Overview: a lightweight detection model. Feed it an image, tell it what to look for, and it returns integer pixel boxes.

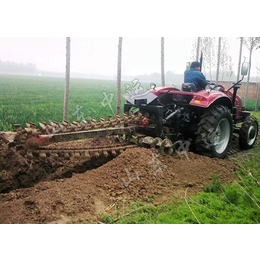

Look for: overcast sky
[0,37,259,77]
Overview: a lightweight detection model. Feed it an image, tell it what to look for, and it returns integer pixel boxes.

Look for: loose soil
[0,147,237,224]
[0,137,121,193]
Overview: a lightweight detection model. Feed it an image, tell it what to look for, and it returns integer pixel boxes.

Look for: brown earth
[0,137,121,193]
[0,147,237,224]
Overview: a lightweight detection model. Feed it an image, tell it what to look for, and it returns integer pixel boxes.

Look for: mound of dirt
[89,148,237,201]
[0,148,237,224]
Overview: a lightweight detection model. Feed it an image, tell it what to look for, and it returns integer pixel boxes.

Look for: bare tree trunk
[244,41,253,108]
[255,83,260,111]
[161,37,165,87]
[209,42,213,81]
[116,37,123,116]
[237,37,243,81]
[196,37,201,61]
[209,54,212,81]
[216,37,221,86]
[63,37,70,121]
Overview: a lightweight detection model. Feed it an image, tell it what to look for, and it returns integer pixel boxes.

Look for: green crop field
[0,75,151,131]
[242,98,260,111]
[0,74,259,131]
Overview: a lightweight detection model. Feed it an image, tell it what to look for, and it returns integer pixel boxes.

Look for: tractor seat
[182,83,197,93]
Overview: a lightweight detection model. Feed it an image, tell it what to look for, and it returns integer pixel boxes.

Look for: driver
[184,61,208,91]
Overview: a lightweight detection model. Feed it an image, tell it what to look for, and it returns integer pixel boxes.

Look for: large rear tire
[195,105,233,159]
[239,116,258,150]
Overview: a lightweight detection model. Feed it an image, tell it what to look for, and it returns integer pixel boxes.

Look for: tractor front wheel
[195,105,233,159]
[239,116,258,150]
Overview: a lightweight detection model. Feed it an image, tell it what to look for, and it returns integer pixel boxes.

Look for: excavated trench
[0,144,118,193]
[0,147,239,224]
[1,135,258,224]
[0,133,252,193]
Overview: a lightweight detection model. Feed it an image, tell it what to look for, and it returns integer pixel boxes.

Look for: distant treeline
[0,60,37,74]
[0,60,259,85]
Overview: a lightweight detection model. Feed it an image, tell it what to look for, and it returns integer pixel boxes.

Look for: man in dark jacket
[184,61,208,91]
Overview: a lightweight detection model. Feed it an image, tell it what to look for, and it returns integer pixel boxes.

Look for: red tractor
[124,62,259,159]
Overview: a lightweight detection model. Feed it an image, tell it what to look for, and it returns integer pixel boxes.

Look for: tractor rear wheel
[195,105,233,159]
[239,116,258,149]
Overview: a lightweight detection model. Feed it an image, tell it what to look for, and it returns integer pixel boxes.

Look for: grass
[0,74,150,131]
[100,141,260,224]
[242,97,260,111]
[252,111,260,122]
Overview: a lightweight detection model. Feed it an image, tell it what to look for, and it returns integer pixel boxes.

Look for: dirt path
[0,148,237,224]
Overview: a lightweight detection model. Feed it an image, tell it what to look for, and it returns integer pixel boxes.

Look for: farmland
[0,75,259,132]
[0,74,260,224]
[0,75,151,131]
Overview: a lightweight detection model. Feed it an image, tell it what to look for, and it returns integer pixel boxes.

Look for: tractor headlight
[205,85,211,93]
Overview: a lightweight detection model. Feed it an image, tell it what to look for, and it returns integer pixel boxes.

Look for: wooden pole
[63,37,70,121]
[237,37,243,81]
[216,37,221,86]
[161,37,165,87]
[245,39,253,108]
[196,37,201,61]
[255,83,260,111]
[116,37,123,116]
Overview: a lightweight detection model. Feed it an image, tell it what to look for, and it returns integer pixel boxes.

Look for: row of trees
[243,37,260,108]
[192,37,260,109]
[116,37,260,114]
[64,37,125,121]
[191,37,234,81]
[0,61,37,74]
[63,37,260,121]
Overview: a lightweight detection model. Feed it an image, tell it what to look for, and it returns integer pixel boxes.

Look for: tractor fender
[189,90,232,110]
